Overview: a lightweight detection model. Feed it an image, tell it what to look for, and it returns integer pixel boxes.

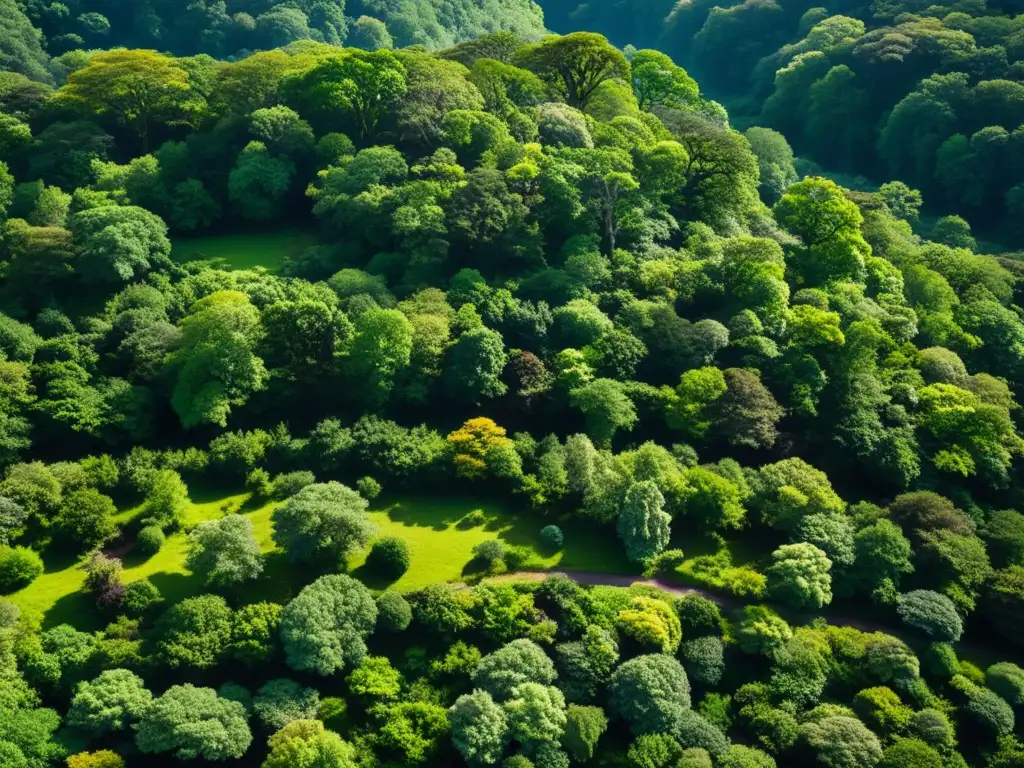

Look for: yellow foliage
[447,417,512,479]
[67,751,125,768]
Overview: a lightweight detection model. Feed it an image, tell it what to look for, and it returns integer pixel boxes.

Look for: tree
[272,482,375,564]
[473,639,557,701]
[346,308,413,407]
[228,141,295,220]
[67,669,151,736]
[135,684,251,761]
[0,545,42,592]
[987,663,1024,708]
[555,625,620,702]
[346,655,402,701]
[284,50,407,142]
[54,489,117,551]
[515,33,629,111]
[155,595,232,670]
[674,710,729,759]
[571,379,638,448]
[349,16,394,50]
[262,720,357,768]
[279,574,377,675]
[616,596,682,653]
[446,328,509,402]
[617,480,671,562]
[983,510,1024,567]
[70,205,171,284]
[366,536,410,579]
[450,690,510,766]
[878,738,942,768]
[141,469,189,530]
[801,716,883,768]
[680,636,725,686]
[562,704,607,762]
[57,50,199,151]
[631,50,699,111]
[253,679,320,731]
[230,601,282,665]
[504,683,567,751]
[608,654,691,735]
[737,606,792,656]
[186,514,263,588]
[897,591,962,642]
[766,543,832,609]
[954,675,1015,739]
[167,291,267,428]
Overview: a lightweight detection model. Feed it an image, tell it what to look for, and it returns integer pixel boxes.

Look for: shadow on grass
[382,498,483,531]
[347,562,398,591]
[43,590,101,631]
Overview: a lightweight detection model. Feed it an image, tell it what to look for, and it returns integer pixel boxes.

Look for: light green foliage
[229,601,282,665]
[135,684,251,760]
[765,542,832,609]
[156,595,232,670]
[346,656,402,700]
[561,704,607,762]
[615,596,682,653]
[617,480,671,562]
[504,683,567,750]
[262,719,357,768]
[167,291,266,428]
[186,514,263,587]
[737,606,792,657]
[67,669,152,735]
[271,482,376,564]
[279,574,377,676]
[450,689,510,766]
[473,639,556,701]
[801,716,883,768]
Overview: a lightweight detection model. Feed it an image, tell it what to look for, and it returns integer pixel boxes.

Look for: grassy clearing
[171,228,317,272]
[8,491,631,630]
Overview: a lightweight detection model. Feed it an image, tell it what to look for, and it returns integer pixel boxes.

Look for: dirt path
[501,569,889,635]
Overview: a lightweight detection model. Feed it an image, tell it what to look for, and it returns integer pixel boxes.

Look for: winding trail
[501,570,898,636]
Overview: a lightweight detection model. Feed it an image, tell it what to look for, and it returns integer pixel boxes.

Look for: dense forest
[0,0,1023,767]
[542,0,1024,242]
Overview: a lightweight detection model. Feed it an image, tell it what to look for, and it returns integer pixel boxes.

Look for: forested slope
[540,0,1024,243]
[0,3,1024,767]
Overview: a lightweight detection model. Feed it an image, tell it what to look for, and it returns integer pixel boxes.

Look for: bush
[675,595,724,638]
[473,539,507,569]
[680,636,725,686]
[122,579,163,617]
[908,709,952,748]
[540,525,564,550]
[245,468,273,498]
[136,525,165,556]
[356,476,381,500]
[0,545,43,592]
[953,675,1015,739]
[897,590,963,642]
[878,738,943,768]
[921,643,959,678]
[366,537,410,579]
[376,591,412,632]
[987,663,1024,707]
[673,709,729,759]
[272,471,316,499]
[459,509,486,529]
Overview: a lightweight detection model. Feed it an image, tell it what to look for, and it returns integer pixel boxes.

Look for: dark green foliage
[608,654,691,735]
[540,525,564,550]
[135,525,164,556]
[898,590,963,642]
[367,536,411,579]
[376,591,412,632]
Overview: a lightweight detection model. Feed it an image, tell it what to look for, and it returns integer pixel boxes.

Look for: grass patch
[8,492,632,630]
[171,228,317,273]
[349,497,632,591]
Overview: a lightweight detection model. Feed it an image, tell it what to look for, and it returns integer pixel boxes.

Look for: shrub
[879,738,943,768]
[376,591,412,632]
[673,709,729,759]
[121,579,163,617]
[459,509,486,528]
[245,468,273,498]
[253,679,320,731]
[952,675,1015,739]
[897,590,963,642]
[908,709,952,748]
[0,545,43,592]
[540,525,564,550]
[473,539,507,570]
[680,636,725,686]
[136,525,165,556]
[367,536,410,579]
[921,643,959,678]
[356,476,381,500]
[987,663,1024,707]
[675,595,724,638]
[272,471,316,499]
